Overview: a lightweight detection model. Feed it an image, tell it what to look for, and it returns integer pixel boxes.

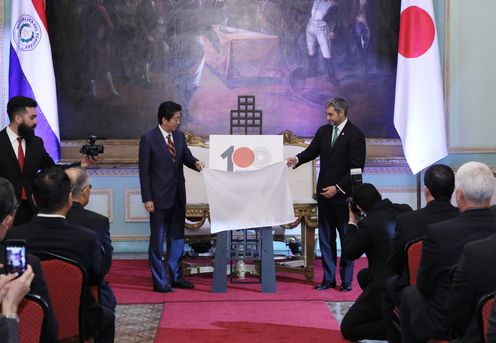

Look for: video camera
[345,168,363,214]
[80,135,105,157]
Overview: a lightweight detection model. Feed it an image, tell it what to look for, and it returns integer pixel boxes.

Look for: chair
[18,294,48,343]
[478,292,496,343]
[36,252,89,343]
[405,237,424,285]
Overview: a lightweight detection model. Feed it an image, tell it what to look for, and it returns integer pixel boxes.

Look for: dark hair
[0,177,17,220]
[325,97,348,116]
[353,183,382,212]
[32,166,71,213]
[157,101,181,124]
[424,164,455,200]
[7,96,38,121]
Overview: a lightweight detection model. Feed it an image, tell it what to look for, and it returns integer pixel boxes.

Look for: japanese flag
[394,0,447,174]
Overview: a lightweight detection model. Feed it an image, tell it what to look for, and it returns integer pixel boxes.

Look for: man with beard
[0,96,94,225]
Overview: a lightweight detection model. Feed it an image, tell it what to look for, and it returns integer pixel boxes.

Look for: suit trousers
[400,286,450,342]
[148,200,186,288]
[317,201,353,284]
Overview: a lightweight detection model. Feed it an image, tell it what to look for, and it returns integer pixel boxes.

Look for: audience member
[0,96,95,225]
[65,167,116,312]
[0,265,34,343]
[6,166,114,343]
[446,234,496,342]
[340,183,412,341]
[382,164,458,342]
[0,177,57,342]
[400,161,496,342]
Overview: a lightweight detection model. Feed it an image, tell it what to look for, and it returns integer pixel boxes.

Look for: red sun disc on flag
[398,6,435,58]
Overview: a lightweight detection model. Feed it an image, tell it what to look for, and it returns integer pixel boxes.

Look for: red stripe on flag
[32,0,48,31]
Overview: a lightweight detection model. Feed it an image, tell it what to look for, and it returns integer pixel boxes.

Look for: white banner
[203,162,295,233]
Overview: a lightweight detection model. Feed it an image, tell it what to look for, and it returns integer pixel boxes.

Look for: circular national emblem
[13,15,42,51]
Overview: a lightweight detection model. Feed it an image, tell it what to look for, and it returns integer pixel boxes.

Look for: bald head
[65,167,90,205]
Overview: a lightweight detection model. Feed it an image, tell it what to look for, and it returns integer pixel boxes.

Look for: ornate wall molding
[86,188,113,222]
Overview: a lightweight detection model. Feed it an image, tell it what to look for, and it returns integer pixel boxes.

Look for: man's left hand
[320,185,338,199]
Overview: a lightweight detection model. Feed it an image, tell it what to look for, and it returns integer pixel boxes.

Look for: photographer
[0,96,98,225]
[339,183,412,341]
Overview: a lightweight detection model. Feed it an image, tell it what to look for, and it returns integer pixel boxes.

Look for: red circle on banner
[233,147,255,168]
[398,6,435,58]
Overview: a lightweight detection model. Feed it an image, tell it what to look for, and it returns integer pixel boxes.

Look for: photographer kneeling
[339,183,412,341]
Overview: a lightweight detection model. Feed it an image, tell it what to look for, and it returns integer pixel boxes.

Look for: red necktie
[17,137,27,200]
[167,134,176,162]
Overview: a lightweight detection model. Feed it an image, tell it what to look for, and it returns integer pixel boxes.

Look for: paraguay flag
[393,0,447,174]
[9,0,60,160]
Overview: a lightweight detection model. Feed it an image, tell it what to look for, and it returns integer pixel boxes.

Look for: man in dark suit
[139,101,204,293]
[6,167,114,343]
[382,164,459,343]
[400,161,496,342]
[65,167,116,312]
[446,234,496,342]
[339,183,412,340]
[0,96,94,225]
[0,177,58,343]
[287,96,366,291]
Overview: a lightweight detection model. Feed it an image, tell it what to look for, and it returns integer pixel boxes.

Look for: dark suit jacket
[295,121,366,204]
[138,127,198,209]
[387,199,459,286]
[416,209,496,315]
[0,251,58,343]
[6,216,103,286]
[341,199,412,299]
[446,234,496,342]
[66,202,112,275]
[0,129,54,206]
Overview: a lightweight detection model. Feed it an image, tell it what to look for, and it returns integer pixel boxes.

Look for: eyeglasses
[82,184,92,191]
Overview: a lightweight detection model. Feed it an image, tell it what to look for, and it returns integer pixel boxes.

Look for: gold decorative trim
[280,130,306,147]
[184,130,209,148]
[60,132,411,170]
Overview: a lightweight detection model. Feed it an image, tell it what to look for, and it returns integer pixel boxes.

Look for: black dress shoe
[171,279,195,289]
[340,283,352,292]
[153,285,173,293]
[314,281,336,291]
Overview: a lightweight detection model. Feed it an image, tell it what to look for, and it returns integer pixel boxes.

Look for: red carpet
[155,301,346,343]
[109,258,364,342]
[108,258,367,304]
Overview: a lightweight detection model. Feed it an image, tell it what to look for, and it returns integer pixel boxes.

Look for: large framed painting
[46,0,403,164]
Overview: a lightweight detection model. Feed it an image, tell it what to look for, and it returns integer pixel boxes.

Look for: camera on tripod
[80,135,105,157]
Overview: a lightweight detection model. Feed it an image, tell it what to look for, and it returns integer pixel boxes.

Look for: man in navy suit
[139,101,204,293]
[287,96,366,292]
[0,96,94,225]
